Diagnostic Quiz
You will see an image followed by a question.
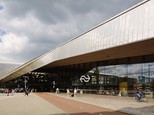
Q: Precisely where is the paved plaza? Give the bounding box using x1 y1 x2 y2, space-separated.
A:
0 92 154 115
53 93 154 115
0 93 66 115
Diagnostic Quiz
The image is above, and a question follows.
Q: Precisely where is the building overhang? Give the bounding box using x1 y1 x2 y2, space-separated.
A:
1 37 154 82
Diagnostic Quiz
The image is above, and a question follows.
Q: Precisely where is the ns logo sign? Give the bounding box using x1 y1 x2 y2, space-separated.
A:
80 75 91 83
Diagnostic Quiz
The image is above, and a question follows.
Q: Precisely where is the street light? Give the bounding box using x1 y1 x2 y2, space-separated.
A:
24 79 27 88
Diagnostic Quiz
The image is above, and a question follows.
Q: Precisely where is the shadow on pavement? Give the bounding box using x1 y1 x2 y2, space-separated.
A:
119 105 154 115
48 111 129 115
70 111 129 115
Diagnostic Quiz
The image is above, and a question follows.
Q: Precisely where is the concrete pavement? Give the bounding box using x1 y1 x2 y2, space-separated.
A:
50 93 154 115
0 93 67 115
0 92 154 115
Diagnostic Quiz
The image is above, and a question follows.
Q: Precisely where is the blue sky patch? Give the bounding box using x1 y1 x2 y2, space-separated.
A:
0 29 6 36
0 4 4 11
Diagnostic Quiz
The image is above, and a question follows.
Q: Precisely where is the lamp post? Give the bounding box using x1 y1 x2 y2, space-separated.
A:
24 79 27 88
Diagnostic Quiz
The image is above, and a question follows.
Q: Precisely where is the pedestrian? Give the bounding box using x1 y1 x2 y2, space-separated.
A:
56 88 60 94
12 89 14 96
66 88 70 97
6 89 10 96
135 91 142 102
74 88 77 96
24 88 29 96
118 91 121 96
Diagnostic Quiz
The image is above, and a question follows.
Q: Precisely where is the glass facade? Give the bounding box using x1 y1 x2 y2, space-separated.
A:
96 63 154 84
84 62 154 97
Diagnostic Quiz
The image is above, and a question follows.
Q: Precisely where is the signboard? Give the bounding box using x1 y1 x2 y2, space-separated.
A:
80 75 91 83
119 82 128 96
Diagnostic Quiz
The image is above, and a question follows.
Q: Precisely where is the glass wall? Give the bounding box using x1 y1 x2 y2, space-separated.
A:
88 62 154 97
98 63 154 84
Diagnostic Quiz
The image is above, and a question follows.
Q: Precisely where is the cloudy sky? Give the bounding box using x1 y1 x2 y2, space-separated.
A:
0 0 142 64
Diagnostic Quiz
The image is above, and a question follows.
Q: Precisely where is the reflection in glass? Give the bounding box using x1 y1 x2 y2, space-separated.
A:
88 62 154 97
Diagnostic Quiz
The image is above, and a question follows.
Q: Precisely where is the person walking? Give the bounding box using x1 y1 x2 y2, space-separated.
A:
12 89 14 96
24 88 29 96
74 88 77 97
6 89 10 96
56 88 60 94
66 88 70 97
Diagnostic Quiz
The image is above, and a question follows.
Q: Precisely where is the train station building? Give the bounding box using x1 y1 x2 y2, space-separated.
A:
0 0 154 98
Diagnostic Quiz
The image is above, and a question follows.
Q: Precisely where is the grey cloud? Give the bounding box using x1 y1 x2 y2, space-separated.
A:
4 0 142 24
0 0 143 63
4 0 70 24
63 0 142 17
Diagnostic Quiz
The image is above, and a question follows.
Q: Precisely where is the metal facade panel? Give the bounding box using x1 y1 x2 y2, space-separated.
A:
1 0 154 82
27 1 154 69
53 0 154 60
